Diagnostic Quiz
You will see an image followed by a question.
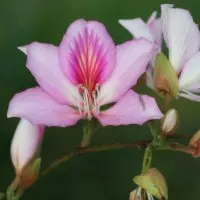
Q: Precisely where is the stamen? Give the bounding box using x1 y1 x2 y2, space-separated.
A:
147 192 154 200
92 83 100 115
82 87 91 119
75 84 83 116
75 83 100 119
136 187 142 200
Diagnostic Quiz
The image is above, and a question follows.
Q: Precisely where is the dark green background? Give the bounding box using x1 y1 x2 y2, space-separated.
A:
1 0 200 199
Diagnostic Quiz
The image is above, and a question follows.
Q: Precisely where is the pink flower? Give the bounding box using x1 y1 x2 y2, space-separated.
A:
120 5 200 102
11 119 44 175
7 19 162 127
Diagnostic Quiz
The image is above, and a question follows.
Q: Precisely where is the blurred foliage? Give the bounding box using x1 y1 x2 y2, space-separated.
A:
0 0 200 199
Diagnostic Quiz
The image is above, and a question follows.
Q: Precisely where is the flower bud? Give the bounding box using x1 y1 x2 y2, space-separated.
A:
189 130 200 157
153 53 179 99
133 168 168 200
11 119 44 185
161 109 178 135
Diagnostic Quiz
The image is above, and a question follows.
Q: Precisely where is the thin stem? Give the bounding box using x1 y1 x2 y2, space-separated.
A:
40 135 193 179
80 120 100 148
167 143 195 155
40 140 150 177
141 145 152 173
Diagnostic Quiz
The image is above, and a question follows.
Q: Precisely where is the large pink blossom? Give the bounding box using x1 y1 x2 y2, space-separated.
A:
7 19 162 127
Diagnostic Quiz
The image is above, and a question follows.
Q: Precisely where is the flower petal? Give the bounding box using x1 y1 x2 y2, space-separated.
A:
147 12 162 47
179 90 200 102
119 18 155 42
19 42 78 106
99 39 154 105
7 87 81 127
11 119 44 172
161 4 200 73
97 90 163 126
146 66 155 90
179 52 200 91
59 19 116 88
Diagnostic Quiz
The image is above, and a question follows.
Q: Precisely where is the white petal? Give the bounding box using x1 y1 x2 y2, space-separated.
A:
179 52 200 91
119 18 154 42
147 11 158 24
179 90 200 102
146 66 155 90
11 119 44 173
161 4 200 72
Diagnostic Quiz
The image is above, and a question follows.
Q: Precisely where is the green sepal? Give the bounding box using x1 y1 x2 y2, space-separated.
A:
133 168 168 200
20 158 41 188
153 53 179 98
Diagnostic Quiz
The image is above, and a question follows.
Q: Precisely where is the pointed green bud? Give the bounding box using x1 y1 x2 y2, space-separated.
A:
189 130 200 157
161 109 179 135
153 53 179 98
133 168 168 200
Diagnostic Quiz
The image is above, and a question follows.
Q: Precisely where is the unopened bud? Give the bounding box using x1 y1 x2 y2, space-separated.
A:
161 109 178 135
153 53 179 98
11 119 44 187
133 168 168 200
189 130 200 157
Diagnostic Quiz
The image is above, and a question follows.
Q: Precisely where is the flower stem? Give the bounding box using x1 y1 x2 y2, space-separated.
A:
41 140 150 177
141 145 152 173
80 120 100 148
40 135 193 179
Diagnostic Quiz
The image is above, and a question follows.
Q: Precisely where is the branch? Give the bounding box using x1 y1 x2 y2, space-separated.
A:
40 140 150 177
40 134 194 179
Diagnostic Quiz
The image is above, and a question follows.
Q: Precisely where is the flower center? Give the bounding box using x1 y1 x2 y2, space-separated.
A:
75 83 100 119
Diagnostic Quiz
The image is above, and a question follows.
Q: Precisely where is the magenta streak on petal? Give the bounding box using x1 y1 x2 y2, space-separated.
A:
68 27 107 95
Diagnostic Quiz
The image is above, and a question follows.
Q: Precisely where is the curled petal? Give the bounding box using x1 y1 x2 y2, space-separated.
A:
11 119 44 173
59 19 116 89
179 52 200 91
119 18 155 42
97 90 163 126
7 87 81 127
18 42 78 106
147 11 158 24
99 39 155 105
161 4 200 72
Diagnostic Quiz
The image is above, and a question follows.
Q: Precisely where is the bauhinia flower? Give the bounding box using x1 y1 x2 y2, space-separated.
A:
120 4 200 102
7 19 162 127
11 119 44 176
